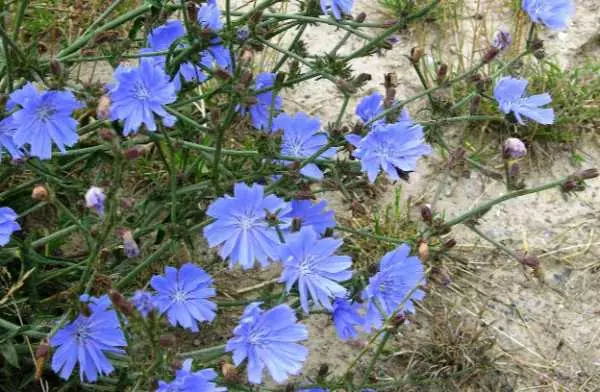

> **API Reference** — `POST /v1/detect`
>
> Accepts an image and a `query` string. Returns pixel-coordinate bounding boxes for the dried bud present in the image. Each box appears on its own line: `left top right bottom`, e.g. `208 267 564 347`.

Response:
410 47 424 64
442 238 457 251
120 229 140 258
222 362 240 383
530 38 544 51
109 289 134 316
492 30 512 51
275 72 286 85
354 73 372 85
519 255 539 269
98 127 114 141
186 1 198 21
159 333 177 348
120 197 135 209
577 168 599 180
383 19 397 28
214 68 231 80
418 240 429 262
483 47 500 63
436 63 448 84
240 48 253 64
35 342 50 360
502 138 527 159
50 59 64 78
355 12 367 23
32 184 49 201
248 10 263 25
391 313 407 326
317 363 329 382
171 360 183 373
562 178 578 193
420 204 433 223
97 95 111 120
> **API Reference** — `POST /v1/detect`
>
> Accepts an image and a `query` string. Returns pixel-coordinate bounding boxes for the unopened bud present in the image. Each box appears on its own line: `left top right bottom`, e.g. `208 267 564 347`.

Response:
240 48 253 64
125 146 145 160
32 184 49 201
436 63 448 84
469 95 481 115
355 12 367 23
492 30 512 51
159 333 176 348
410 47 424 64
117 228 140 258
442 238 457 251
213 69 231 80
502 138 527 159
109 289 134 316
98 127 114 141
50 59 64 78
420 204 433 223
418 240 429 262
519 255 539 269
97 95 111 120
354 73 372 85
577 168 598 180
186 1 198 21
275 72 286 85
222 362 240 383
35 342 50 360
317 363 329 382
483 47 500 63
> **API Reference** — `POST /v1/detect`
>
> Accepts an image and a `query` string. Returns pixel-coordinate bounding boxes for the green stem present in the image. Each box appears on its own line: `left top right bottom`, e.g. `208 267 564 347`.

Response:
335 225 405 245
176 344 226 360
466 224 521 262
115 240 173 289
358 332 391 389
273 23 307 72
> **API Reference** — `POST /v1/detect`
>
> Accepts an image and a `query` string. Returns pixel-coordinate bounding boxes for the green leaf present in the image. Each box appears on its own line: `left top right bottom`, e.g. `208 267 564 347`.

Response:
2 343 20 368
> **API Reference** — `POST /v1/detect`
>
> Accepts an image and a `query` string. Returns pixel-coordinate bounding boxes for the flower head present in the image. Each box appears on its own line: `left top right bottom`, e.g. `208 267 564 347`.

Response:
502 137 527 159
492 29 512 51
203 183 291 270
362 244 425 332
493 76 554 125
347 122 432 183
85 186 105 216
150 263 217 332
320 0 353 20
157 359 226 392
332 297 363 341
226 303 309 384
280 228 352 313
274 112 336 180
522 0 573 30
8 83 82 160
238 72 282 130
50 295 126 382
197 0 223 31
355 92 419 128
280 199 336 235
0 116 23 159
0 207 20 247
108 59 177 136
121 229 140 258
131 290 154 318
148 19 185 50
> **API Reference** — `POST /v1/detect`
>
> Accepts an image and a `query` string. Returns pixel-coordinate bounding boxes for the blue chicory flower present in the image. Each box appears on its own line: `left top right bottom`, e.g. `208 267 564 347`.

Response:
280 199 336 235
492 29 512 51
131 290 154 318
50 295 126 382
332 297 363 341
226 302 309 384
280 227 352 313
203 182 291 270
362 244 425 332
346 122 432 183
355 92 418 128
522 0 573 30
320 0 353 20
493 76 554 125
108 59 177 136
274 112 336 180
0 207 20 247
197 0 223 31
85 186 105 216
150 263 217 332
8 83 82 160
157 359 226 392
239 72 282 130
0 116 23 159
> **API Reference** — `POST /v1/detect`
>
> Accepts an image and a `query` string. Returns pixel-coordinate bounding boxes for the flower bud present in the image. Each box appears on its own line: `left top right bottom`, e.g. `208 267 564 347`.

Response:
410 47 424 64
36 342 50 360
108 289 134 317
483 47 500 63
120 229 140 258
50 59 64 78
492 30 512 51
420 204 432 223
577 168 598 180
355 12 367 23
240 48 253 65
186 1 198 21
418 240 429 262
98 127 114 141
502 138 527 159
317 363 329 382
214 68 231 80
519 254 539 269
97 95 111 120
32 184 49 201
469 95 481 115
442 238 457 251
222 362 241 383
125 146 146 160
85 186 106 216
436 63 448 84
159 333 177 348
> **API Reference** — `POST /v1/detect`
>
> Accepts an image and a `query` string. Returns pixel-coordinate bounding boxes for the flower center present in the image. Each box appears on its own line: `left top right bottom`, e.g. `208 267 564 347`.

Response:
237 214 257 231
299 256 316 275
134 82 152 101
75 325 90 341
173 290 187 303
35 104 56 122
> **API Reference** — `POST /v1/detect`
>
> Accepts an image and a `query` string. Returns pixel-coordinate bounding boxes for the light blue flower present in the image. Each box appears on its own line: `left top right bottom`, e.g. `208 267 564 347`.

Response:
197 0 223 31
50 295 126 382
157 359 226 392
522 0 573 30
362 244 425 332
0 116 22 159
150 263 217 332
320 0 353 20
108 59 177 136
84 186 105 216
238 72 282 130
493 76 554 125
274 112 336 180
280 227 352 312
346 122 431 183
131 290 154 318
8 83 82 160
332 297 363 341
0 207 20 247
226 303 309 384
203 183 291 270
355 92 418 128
280 199 336 235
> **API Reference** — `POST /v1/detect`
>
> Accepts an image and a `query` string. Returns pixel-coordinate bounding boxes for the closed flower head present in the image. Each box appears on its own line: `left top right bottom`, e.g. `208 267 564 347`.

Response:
362 244 425 331
0 207 20 247
150 263 217 332
494 76 554 125
238 73 282 130
522 0 573 30
85 186 105 216
203 183 291 269
226 303 309 384
274 112 336 180
108 59 177 136
50 295 126 382
8 83 82 160
280 227 352 313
